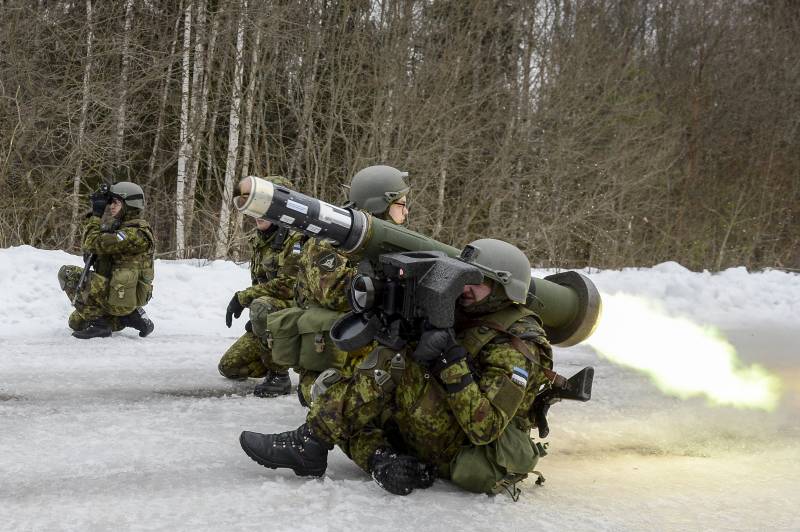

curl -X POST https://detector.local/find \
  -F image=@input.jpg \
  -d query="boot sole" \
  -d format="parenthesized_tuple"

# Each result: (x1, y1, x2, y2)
(239, 432, 326, 477)
(71, 331, 112, 339)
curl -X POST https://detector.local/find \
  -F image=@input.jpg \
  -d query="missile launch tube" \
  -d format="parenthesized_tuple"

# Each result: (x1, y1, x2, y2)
(234, 176, 601, 346)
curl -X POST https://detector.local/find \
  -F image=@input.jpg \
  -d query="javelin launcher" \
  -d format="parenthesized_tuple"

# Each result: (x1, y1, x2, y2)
(234, 176, 597, 428)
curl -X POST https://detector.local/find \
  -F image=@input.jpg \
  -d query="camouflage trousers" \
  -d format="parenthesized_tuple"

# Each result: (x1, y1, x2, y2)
(306, 371, 388, 467)
(58, 265, 132, 330)
(306, 359, 543, 495)
(296, 343, 375, 407)
(217, 330, 288, 379)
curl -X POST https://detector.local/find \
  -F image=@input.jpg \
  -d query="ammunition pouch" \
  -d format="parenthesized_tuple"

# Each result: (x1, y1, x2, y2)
(356, 346, 406, 394)
(449, 420, 544, 496)
(264, 306, 344, 371)
(296, 307, 344, 372)
(108, 268, 138, 310)
(265, 306, 305, 367)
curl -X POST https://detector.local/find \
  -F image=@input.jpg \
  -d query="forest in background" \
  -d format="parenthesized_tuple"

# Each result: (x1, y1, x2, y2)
(1, 0, 798, 270)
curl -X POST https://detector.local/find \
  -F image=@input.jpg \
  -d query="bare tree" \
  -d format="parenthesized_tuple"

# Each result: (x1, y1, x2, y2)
(213, 0, 247, 259)
(175, 0, 193, 258)
(68, 0, 95, 249)
(147, 3, 183, 184)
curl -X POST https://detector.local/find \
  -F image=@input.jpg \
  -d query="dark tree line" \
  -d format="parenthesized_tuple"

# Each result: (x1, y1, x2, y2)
(1, 0, 798, 270)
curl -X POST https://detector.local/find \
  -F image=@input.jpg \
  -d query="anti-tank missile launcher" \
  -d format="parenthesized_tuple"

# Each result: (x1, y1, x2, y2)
(233, 176, 602, 348)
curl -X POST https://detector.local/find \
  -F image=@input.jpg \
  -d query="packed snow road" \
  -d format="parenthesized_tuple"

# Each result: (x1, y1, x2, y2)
(1, 247, 798, 531)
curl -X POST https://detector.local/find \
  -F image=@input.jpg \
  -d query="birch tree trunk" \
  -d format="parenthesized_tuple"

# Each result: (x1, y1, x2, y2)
(204, 14, 223, 192)
(183, 0, 207, 243)
(232, 10, 264, 258)
(240, 20, 262, 179)
(147, 4, 182, 184)
(114, 0, 135, 167)
(432, 140, 448, 239)
(175, 0, 193, 258)
(288, 10, 322, 193)
(214, 0, 247, 259)
(69, 0, 94, 250)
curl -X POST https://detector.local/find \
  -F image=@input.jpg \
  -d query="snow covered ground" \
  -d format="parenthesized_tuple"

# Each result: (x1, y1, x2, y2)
(1, 245, 798, 532)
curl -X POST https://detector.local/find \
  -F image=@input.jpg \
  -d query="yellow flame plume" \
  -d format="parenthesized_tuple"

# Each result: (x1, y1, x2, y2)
(586, 293, 782, 411)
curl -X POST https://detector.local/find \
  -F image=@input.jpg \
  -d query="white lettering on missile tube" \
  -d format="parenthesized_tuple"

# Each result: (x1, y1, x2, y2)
(306, 224, 322, 234)
(286, 199, 309, 214)
(280, 214, 295, 225)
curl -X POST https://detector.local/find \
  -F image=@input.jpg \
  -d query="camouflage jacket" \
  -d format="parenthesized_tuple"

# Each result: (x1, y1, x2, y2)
(237, 230, 303, 307)
(83, 214, 154, 278)
(349, 305, 553, 472)
(293, 238, 355, 311)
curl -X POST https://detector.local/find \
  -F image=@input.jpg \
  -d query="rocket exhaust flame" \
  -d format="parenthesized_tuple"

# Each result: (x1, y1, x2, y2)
(586, 293, 782, 411)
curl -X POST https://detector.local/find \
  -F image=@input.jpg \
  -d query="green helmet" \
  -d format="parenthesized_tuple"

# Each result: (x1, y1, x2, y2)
(110, 181, 145, 210)
(347, 165, 410, 215)
(459, 238, 531, 303)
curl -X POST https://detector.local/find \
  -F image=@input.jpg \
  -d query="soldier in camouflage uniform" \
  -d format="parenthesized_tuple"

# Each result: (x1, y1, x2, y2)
(58, 181, 156, 339)
(240, 239, 553, 498)
(217, 177, 305, 397)
(248, 165, 411, 406)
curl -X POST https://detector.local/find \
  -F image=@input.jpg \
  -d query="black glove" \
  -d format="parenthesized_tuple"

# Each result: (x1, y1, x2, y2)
(412, 327, 466, 368)
(244, 320, 252, 333)
(369, 448, 436, 496)
(90, 194, 108, 217)
(225, 293, 244, 327)
(89, 185, 111, 217)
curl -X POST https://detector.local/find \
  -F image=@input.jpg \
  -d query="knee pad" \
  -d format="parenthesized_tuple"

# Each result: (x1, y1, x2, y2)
(249, 298, 276, 340)
(311, 368, 343, 403)
(58, 265, 71, 290)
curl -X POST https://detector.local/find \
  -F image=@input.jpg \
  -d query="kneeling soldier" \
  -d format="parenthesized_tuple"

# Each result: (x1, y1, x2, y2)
(240, 239, 553, 498)
(58, 181, 155, 339)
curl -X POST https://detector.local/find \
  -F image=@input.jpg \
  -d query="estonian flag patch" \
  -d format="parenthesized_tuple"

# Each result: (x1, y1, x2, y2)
(511, 367, 528, 387)
(116, 232, 126, 241)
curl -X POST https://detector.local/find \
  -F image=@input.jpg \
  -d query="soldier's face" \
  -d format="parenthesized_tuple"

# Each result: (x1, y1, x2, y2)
(255, 218, 272, 231)
(388, 197, 408, 224)
(109, 198, 123, 217)
(460, 282, 492, 306)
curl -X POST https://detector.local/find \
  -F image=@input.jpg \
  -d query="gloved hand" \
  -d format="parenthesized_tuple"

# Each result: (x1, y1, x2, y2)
(89, 190, 109, 217)
(411, 327, 466, 367)
(369, 448, 436, 496)
(225, 293, 244, 327)
(244, 320, 252, 333)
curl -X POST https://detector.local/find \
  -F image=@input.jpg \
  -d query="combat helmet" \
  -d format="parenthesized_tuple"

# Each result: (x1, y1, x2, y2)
(110, 181, 145, 210)
(347, 165, 410, 216)
(459, 238, 531, 303)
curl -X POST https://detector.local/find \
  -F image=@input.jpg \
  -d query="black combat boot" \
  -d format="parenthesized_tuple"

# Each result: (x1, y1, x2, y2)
(120, 308, 155, 337)
(239, 423, 331, 477)
(253, 370, 292, 398)
(72, 318, 112, 339)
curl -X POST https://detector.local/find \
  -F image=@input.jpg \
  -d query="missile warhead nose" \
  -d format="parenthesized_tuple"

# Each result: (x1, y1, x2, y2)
(235, 177, 253, 197)
(234, 176, 276, 217)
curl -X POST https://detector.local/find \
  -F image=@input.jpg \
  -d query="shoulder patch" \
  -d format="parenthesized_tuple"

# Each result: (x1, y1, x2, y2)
(292, 242, 303, 254)
(317, 252, 339, 272)
(511, 366, 528, 387)
(116, 231, 126, 241)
